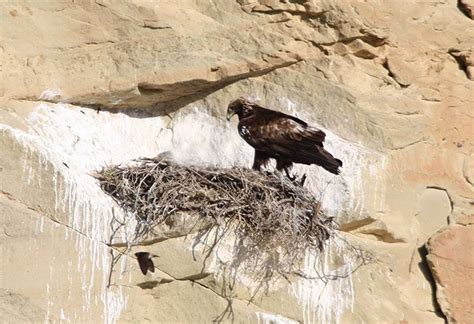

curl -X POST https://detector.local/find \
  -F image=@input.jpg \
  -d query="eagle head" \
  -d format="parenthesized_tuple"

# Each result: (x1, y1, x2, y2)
(227, 97, 252, 121)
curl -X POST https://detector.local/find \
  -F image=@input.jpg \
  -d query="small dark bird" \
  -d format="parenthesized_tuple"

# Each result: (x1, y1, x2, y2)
(227, 98, 343, 178)
(135, 252, 158, 275)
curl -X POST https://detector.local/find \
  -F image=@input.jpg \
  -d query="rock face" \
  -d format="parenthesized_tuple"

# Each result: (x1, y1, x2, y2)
(427, 216, 474, 323)
(459, 0, 474, 19)
(0, 0, 472, 323)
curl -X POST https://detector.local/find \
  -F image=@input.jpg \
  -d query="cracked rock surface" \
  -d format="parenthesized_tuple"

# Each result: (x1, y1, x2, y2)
(426, 216, 474, 324)
(1, 0, 472, 323)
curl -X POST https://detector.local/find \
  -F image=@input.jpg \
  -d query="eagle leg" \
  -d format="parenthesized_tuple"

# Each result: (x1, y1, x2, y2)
(252, 150, 270, 171)
(276, 159, 306, 186)
(276, 159, 296, 180)
(284, 169, 306, 187)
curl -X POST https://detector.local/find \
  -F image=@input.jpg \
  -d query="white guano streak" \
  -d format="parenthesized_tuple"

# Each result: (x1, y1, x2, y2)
(184, 98, 386, 324)
(4, 98, 387, 323)
(283, 98, 386, 324)
(2, 102, 170, 323)
(290, 238, 356, 324)
(256, 312, 299, 324)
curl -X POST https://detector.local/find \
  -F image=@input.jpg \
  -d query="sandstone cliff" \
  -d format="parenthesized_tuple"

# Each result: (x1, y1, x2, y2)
(1, 0, 473, 323)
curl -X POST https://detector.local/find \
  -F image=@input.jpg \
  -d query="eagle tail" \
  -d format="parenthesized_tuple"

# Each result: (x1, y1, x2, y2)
(324, 157, 343, 175)
(313, 147, 343, 175)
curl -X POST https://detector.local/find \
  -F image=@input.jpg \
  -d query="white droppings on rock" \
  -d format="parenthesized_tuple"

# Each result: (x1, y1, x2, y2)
(256, 311, 299, 324)
(34, 215, 44, 234)
(3, 96, 387, 323)
(170, 106, 253, 167)
(281, 98, 387, 221)
(59, 308, 68, 321)
(172, 101, 385, 323)
(291, 236, 356, 324)
(39, 89, 62, 101)
(103, 286, 128, 324)
(1, 102, 173, 323)
(246, 94, 262, 102)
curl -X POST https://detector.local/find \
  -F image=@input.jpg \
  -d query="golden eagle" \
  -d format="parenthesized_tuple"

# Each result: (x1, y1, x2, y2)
(226, 98, 342, 178)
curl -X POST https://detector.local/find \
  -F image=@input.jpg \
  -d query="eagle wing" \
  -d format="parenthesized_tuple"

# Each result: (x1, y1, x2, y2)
(135, 252, 155, 275)
(242, 107, 342, 173)
(244, 109, 326, 154)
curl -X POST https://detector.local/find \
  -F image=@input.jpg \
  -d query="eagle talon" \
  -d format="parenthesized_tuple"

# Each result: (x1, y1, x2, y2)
(299, 174, 307, 186)
(290, 174, 306, 187)
(283, 168, 296, 181)
(283, 171, 306, 186)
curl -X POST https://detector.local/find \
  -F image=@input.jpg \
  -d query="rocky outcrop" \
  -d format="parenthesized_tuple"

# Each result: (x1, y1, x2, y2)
(458, 0, 474, 18)
(427, 216, 474, 323)
(1, 0, 472, 323)
(449, 49, 474, 80)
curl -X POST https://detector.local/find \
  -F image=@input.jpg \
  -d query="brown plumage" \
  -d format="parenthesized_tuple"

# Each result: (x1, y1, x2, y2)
(135, 252, 157, 275)
(226, 98, 343, 177)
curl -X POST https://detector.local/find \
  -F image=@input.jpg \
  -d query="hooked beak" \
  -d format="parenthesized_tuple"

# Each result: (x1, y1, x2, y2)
(226, 110, 235, 121)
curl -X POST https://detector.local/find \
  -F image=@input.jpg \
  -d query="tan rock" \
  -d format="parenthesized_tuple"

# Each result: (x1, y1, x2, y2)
(0, 0, 473, 322)
(457, 214, 474, 226)
(459, 0, 474, 19)
(416, 188, 451, 241)
(0, 0, 302, 110)
(449, 49, 474, 80)
(427, 225, 474, 323)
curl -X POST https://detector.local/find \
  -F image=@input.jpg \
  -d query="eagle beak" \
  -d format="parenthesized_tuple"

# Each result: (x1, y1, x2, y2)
(226, 111, 235, 121)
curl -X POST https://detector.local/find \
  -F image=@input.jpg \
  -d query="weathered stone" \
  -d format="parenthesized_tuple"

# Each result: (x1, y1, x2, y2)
(459, 0, 474, 19)
(457, 214, 474, 226)
(427, 224, 474, 323)
(449, 49, 474, 80)
(0, 0, 473, 322)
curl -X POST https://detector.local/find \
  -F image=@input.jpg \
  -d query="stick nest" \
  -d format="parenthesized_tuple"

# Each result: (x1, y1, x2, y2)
(96, 155, 337, 285)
